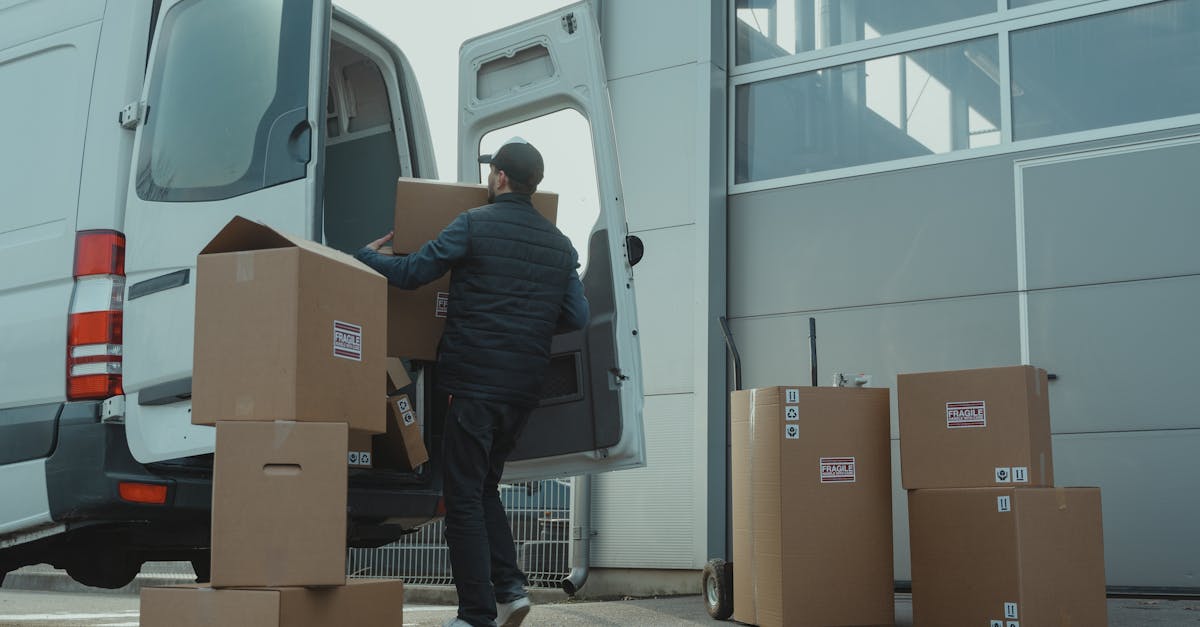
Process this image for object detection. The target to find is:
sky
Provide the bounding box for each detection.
[334,0,602,266]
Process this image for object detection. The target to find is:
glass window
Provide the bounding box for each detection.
[1009,0,1053,8]
[479,110,601,273]
[736,0,996,65]
[1011,0,1200,140]
[136,0,313,202]
[735,37,1000,183]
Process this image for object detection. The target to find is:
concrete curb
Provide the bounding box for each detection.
[1,569,570,605]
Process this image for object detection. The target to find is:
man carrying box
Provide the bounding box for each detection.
[356,139,589,627]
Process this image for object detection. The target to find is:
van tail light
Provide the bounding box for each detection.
[119,481,168,505]
[68,230,126,401]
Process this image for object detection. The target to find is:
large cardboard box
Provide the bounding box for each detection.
[140,579,404,627]
[373,392,428,470]
[387,178,558,361]
[731,386,894,627]
[898,365,1053,489]
[909,487,1106,627]
[211,422,348,588]
[193,216,386,433]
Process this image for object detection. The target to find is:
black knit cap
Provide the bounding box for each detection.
[478,138,544,188]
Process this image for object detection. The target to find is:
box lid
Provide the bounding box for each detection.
[200,216,368,270]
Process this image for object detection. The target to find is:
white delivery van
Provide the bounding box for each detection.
[0,0,643,588]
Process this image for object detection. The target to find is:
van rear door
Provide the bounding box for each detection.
[121,0,330,463]
[458,2,646,480]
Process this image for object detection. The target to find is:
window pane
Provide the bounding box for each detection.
[1009,0,1052,8]
[1011,0,1200,140]
[137,0,312,202]
[736,0,996,65]
[735,37,1000,183]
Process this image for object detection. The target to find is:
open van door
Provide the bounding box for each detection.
[121,0,330,463]
[459,2,645,481]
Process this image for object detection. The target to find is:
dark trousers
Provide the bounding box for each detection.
[442,397,531,627]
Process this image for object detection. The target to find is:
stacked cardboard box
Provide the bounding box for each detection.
[141,217,404,626]
[899,366,1107,626]
[385,178,558,361]
[730,386,894,627]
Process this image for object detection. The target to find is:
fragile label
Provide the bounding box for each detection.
[946,401,986,428]
[333,321,363,361]
[995,467,1012,483]
[785,406,799,421]
[401,409,416,427]
[785,388,800,403]
[435,291,449,318]
[1008,622,1019,627]
[1012,467,1029,483]
[991,621,1003,627]
[784,423,800,440]
[997,495,1011,513]
[348,451,371,466]
[820,457,856,483]
[1004,603,1018,619]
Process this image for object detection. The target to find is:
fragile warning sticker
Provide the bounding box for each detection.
[820,457,856,483]
[946,400,986,428]
[435,292,449,318]
[333,321,363,361]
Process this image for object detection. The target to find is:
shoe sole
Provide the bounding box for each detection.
[499,604,530,627]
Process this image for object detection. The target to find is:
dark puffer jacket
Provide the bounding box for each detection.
[356,192,588,407]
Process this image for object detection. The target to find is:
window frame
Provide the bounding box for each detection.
[728,0,1199,195]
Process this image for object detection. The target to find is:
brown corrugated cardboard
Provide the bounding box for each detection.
[731,386,894,627]
[193,216,386,433]
[385,357,412,393]
[386,178,558,361]
[348,430,373,468]
[211,422,348,588]
[898,365,1053,489]
[909,487,1106,627]
[372,393,427,471]
[140,579,404,627]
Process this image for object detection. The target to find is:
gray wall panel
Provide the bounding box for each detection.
[728,293,1020,439]
[611,65,699,232]
[729,156,1018,318]
[600,0,706,80]
[1022,137,1200,290]
[632,225,696,396]
[1028,275,1200,432]
[1053,430,1200,589]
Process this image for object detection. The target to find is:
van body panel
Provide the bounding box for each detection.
[0,459,51,537]
[0,14,101,410]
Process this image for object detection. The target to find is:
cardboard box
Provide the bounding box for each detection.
[730,386,894,627]
[387,178,558,361]
[211,422,348,588]
[372,393,428,471]
[898,365,1053,489]
[348,429,373,468]
[909,487,1106,627]
[140,579,404,627]
[385,357,412,393]
[193,216,386,433]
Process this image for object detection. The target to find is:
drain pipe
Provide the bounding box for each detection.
[561,473,592,595]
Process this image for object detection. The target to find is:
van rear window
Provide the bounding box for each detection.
[136,0,313,202]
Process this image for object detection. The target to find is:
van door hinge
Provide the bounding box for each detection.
[101,395,126,423]
[119,101,148,129]
[561,12,577,34]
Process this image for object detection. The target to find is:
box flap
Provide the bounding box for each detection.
[386,358,411,392]
[200,216,298,255]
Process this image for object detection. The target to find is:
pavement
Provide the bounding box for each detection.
[3,582,1200,626]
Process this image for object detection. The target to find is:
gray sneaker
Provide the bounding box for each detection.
[442,619,473,627]
[496,596,531,627]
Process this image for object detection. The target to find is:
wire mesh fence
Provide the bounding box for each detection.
[347,479,572,588]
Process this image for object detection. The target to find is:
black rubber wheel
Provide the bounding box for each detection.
[702,558,733,620]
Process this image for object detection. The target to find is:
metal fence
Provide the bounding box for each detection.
[347,479,572,588]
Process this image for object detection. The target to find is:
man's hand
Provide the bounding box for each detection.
[366,231,394,252]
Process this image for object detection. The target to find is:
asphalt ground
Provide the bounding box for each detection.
[3,588,1200,626]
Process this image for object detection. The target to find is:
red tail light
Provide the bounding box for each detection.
[119,482,168,505]
[68,231,126,401]
[74,230,125,277]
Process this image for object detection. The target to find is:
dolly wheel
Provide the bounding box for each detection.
[702,558,733,620]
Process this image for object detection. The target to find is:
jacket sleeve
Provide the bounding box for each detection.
[355,212,471,289]
[557,249,590,332]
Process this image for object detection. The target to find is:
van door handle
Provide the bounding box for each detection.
[138,377,192,406]
[128,269,190,301]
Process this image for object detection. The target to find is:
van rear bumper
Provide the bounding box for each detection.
[43,403,440,543]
